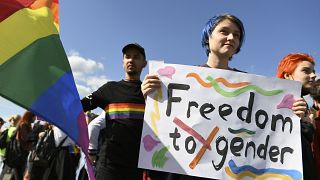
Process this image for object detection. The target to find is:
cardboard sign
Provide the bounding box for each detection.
[139,61,303,180]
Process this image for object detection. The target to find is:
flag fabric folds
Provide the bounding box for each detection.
[0,0,94,179]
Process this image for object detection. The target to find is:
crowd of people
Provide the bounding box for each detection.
[0,111,90,180]
[0,13,319,180]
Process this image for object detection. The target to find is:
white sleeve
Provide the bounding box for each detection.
[53,126,74,147]
[88,111,106,151]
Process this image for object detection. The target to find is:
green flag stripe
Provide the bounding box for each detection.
[0,34,71,107]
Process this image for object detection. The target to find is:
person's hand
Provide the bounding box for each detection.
[292,98,308,119]
[292,98,314,126]
[141,74,161,99]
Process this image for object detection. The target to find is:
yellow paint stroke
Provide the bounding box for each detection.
[186,73,250,88]
[150,89,162,136]
[224,167,296,180]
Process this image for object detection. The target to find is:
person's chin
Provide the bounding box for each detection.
[127,68,136,73]
[222,48,235,56]
[127,71,138,76]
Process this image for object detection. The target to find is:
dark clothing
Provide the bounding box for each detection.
[28,121,46,146]
[14,123,30,180]
[28,121,47,180]
[42,148,79,180]
[95,163,144,180]
[82,80,170,180]
[313,111,320,180]
[301,120,317,180]
[82,80,147,179]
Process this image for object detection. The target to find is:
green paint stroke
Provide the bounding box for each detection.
[152,146,169,168]
[228,128,256,135]
[206,77,283,97]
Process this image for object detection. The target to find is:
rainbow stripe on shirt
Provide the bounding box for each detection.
[105,103,145,120]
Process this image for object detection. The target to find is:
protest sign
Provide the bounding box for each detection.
[139,61,303,180]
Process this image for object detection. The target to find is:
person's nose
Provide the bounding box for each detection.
[227,33,234,40]
[311,72,316,79]
[127,57,133,62]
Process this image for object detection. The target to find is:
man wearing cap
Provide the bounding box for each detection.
[81,43,155,179]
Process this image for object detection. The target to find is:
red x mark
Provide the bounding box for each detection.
[173,117,219,169]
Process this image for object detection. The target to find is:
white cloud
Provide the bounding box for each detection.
[76,84,92,98]
[68,53,104,74]
[68,51,109,97]
[86,75,109,90]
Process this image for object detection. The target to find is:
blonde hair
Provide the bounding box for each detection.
[8,114,21,125]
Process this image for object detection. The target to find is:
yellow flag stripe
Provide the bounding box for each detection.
[0,7,59,65]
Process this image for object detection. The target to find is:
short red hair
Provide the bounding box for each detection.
[277,53,315,79]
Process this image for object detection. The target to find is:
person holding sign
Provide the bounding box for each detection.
[81,43,168,180]
[142,13,246,180]
[277,53,317,180]
[142,14,316,179]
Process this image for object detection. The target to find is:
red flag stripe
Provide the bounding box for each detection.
[0,0,57,23]
[0,0,35,22]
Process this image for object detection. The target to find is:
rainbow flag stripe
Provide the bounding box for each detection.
[0,1,94,179]
[105,103,145,120]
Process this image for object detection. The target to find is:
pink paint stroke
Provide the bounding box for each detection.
[143,134,161,152]
[277,94,294,109]
[157,66,176,79]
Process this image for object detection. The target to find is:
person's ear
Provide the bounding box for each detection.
[205,41,209,49]
[284,73,291,80]
[143,60,147,68]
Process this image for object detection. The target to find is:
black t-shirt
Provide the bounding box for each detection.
[81,80,145,168]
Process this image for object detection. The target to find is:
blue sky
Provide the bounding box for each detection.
[1,0,320,120]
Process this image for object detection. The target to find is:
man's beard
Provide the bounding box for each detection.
[127,70,138,76]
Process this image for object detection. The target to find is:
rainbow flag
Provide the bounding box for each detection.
[0,0,94,179]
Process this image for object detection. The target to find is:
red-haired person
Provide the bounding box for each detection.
[277,53,317,180]
[16,111,35,179]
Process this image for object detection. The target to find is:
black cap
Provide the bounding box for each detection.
[122,43,146,59]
